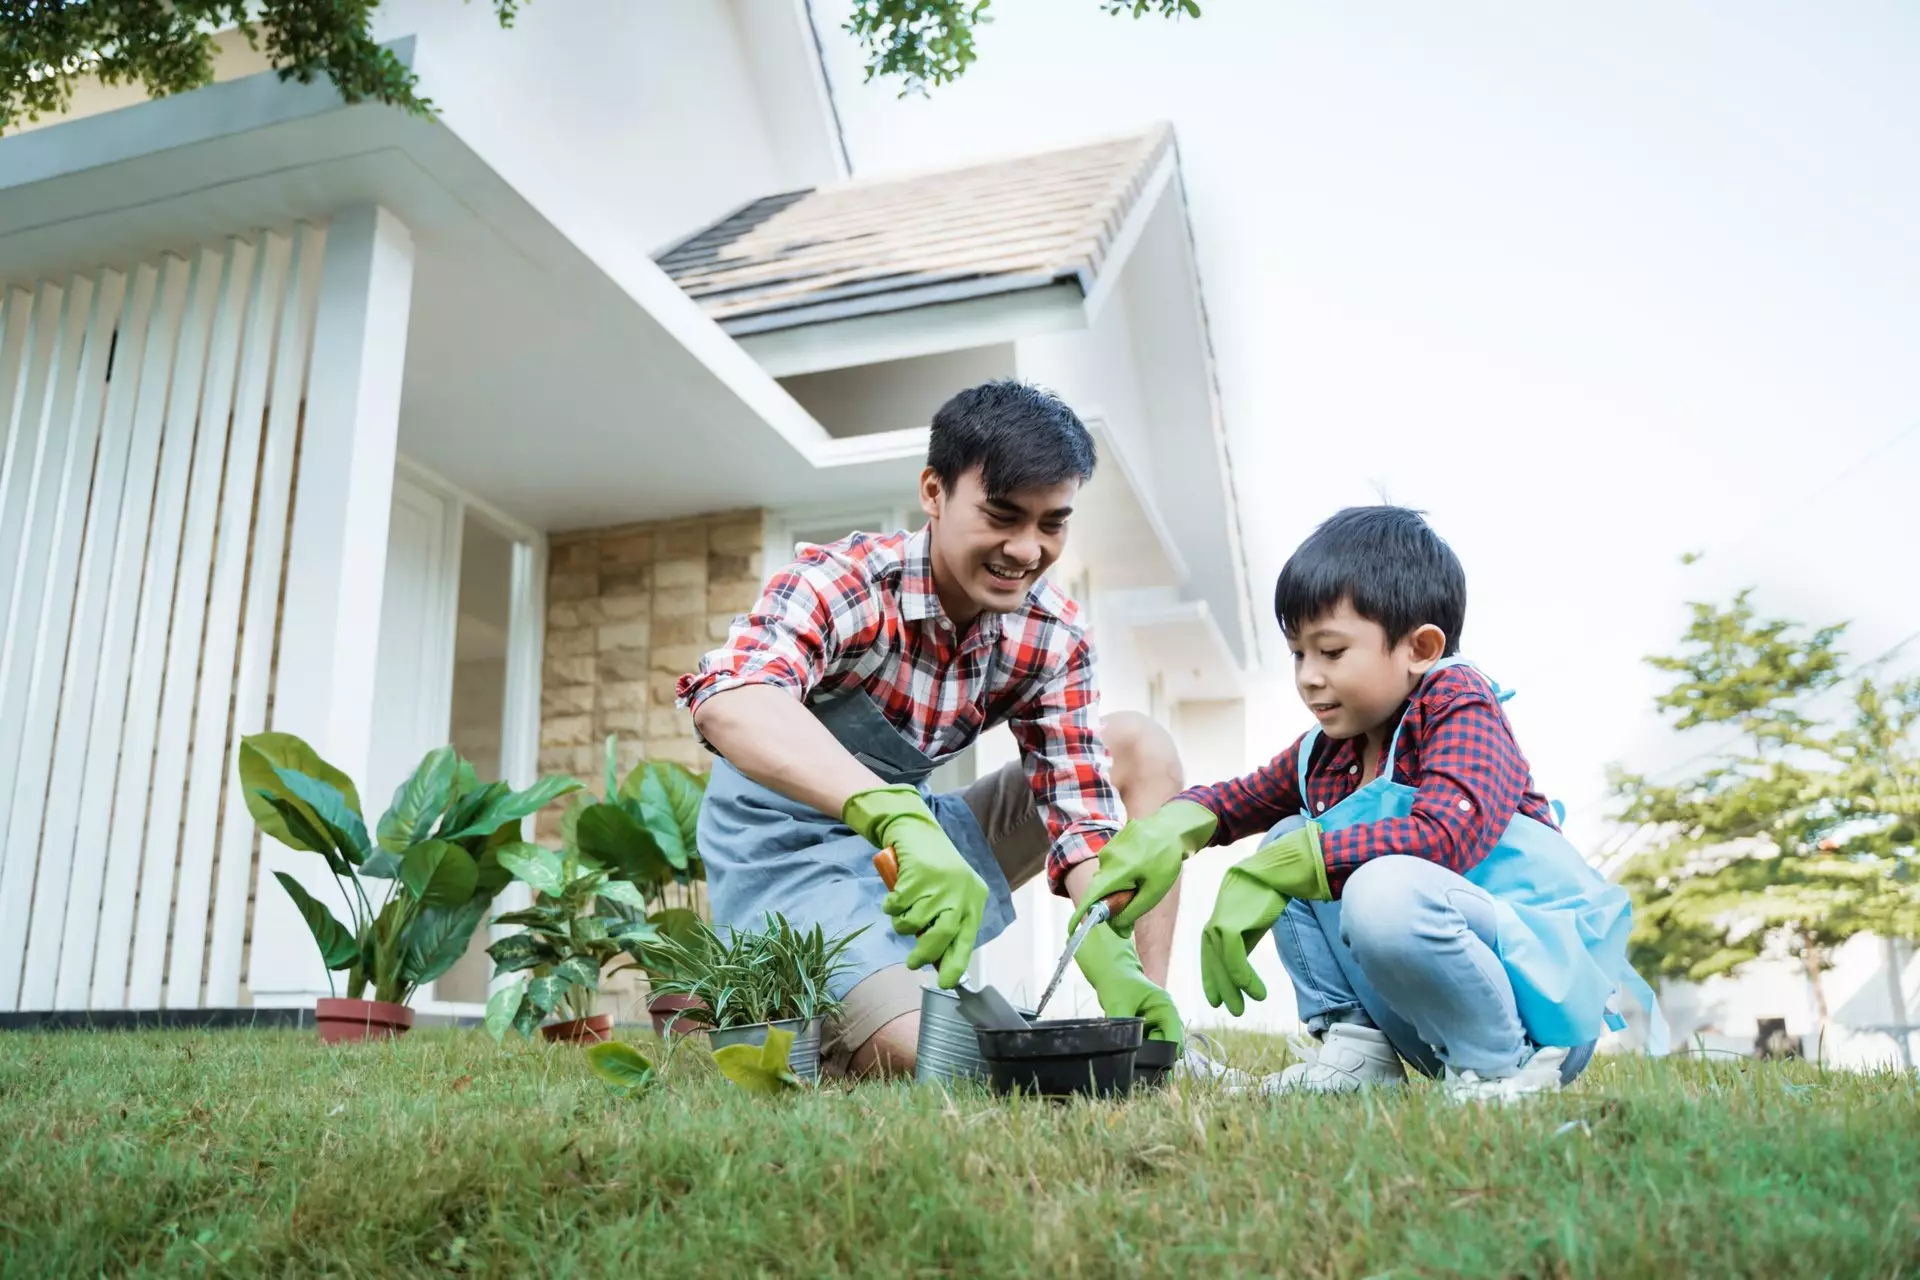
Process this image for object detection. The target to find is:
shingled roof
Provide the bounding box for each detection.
[656,124,1175,337]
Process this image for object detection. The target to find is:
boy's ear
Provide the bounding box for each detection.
[1404,624,1448,673]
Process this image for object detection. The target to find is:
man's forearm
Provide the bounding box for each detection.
[691,684,886,819]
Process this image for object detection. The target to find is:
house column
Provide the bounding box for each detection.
[248,204,416,1005]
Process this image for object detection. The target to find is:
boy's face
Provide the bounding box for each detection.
[920,465,1077,623]
[1288,598,1446,742]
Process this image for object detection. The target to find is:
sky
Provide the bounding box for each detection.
[807,0,1920,853]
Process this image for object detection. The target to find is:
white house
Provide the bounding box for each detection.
[0,1,1259,1026]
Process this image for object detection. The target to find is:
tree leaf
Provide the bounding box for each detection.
[575,804,672,885]
[438,780,508,845]
[584,1040,656,1093]
[358,849,402,879]
[271,872,359,970]
[238,733,363,850]
[525,974,569,1016]
[484,980,526,1043]
[556,955,602,993]
[487,932,554,975]
[401,897,490,986]
[594,880,648,912]
[254,793,347,872]
[274,768,372,864]
[713,1026,801,1094]
[638,762,704,872]
[442,775,584,841]
[379,746,459,853]
[400,841,479,908]
[494,842,565,898]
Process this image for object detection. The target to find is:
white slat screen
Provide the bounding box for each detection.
[0,225,328,1012]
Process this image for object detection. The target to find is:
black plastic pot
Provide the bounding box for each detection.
[1131,1037,1180,1090]
[975,1017,1143,1098]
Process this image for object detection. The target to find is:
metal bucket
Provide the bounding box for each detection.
[707,1017,823,1082]
[914,987,1035,1086]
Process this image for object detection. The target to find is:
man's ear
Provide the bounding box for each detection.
[918,467,944,522]
[1405,624,1448,673]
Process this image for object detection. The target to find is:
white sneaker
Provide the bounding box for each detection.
[1443,1044,1569,1105]
[1261,1024,1407,1095]
[1171,1036,1258,1092]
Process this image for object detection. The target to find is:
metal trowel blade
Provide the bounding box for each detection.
[953,980,1030,1031]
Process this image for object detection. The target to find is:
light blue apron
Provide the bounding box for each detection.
[1276,658,1668,1055]
[696,688,1017,1000]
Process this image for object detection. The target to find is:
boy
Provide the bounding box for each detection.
[1072,505,1661,1102]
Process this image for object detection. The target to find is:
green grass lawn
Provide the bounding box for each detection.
[1,1027,1913,1278]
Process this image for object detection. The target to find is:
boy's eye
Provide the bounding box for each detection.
[1322,647,1346,661]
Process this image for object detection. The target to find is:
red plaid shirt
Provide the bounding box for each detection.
[676,527,1120,893]
[1176,664,1558,895]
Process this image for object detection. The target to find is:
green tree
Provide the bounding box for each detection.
[3,0,1202,134]
[1611,590,1920,1034]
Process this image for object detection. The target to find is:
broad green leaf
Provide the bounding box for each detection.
[648,907,703,947]
[576,804,672,885]
[271,872,359,969]
[359,849,402,879]
[238,733,363,849]
[254,793,346,871]
[556,955,602,993]
[452,757,481,800]
[473,824,520,895]
[594,880,648,911]
[584,1041,656,1093]
[438,780,508,845]
[486,932,555,975]
[560,793,591,857]
[379,746,459,853]
[401,897,490,985]
[443,775,584,841]
[274,768,372,863]
[484,981,525,1043]
[525,974,568,1015]
[712,1026,801,1093]
[638,762,704,872]
[603,735,619,808]
[490,905,566,930]
[569,915,610,947]
[612,919,662,950]
[494,842,565,898]
[400,841,478,908]
[512,993,543,1040]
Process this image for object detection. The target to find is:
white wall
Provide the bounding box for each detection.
[369,0,827,255]
[779,344,1015,438]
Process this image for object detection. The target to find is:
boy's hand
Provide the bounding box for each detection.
[1069,800,1218,937]
[1198,821,1332,1016]
[844,785,989,988]
[1074,921,1184,1045]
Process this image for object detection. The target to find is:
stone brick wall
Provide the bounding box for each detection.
[538,509,765,824]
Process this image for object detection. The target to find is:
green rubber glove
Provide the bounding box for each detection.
[1073,921,1184,1046]
[843,785,989,989]
[1199,820,1333,1017]
[1068,800,1219,938]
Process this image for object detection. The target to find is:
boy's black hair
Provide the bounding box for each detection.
[927,380,1097,498]
[1274,505,1466,656]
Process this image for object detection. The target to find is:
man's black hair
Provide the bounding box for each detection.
[1274,505,1467,656]
[927,380,1097,497]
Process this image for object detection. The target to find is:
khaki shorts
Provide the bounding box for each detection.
[822,761,1047,1071]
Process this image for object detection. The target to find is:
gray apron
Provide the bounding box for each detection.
[696,688,1018,1000]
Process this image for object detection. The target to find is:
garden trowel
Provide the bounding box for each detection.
[1030,885,1135,1021]
[870,848,1028,1031]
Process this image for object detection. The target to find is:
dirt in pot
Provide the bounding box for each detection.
[974,1016,1144,1099]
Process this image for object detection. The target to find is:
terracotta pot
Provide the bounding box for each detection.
[648,993,707,1037]
[315,997,414,1044]
[542,1014,613,1045]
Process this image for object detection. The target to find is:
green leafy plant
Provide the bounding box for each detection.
[241,732,580,1007]
[583,1041,659,1097]
[711,1026,802,1094]
[643,914,863,1031]
[481,847,662,1041]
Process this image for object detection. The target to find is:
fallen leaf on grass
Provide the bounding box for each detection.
[449,1075,473,1094]
[712,1028,801,1095]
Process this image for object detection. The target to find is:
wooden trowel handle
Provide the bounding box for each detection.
[876,846,1134,918]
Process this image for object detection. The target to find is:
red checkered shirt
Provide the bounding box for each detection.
[675,527,1121,893]
[1176,664,1558,895]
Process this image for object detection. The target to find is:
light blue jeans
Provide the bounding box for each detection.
[1266,819,1596,1083]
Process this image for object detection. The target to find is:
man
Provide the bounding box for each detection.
[676,380,1189,1077]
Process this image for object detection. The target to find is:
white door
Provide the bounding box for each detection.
[366,473,461,861]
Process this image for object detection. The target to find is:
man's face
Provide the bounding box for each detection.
[920,465,1078,622]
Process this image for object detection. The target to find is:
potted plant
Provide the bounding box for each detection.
[239,732,581,1043]
[642,913,863,1082]
[481,844,661,1045]
[562,736,710,1033]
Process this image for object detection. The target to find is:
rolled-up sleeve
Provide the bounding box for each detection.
[1005,635,1125,895]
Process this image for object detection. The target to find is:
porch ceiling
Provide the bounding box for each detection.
[0,40,921,533]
